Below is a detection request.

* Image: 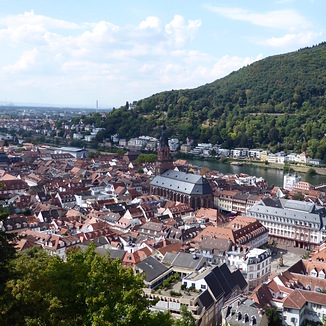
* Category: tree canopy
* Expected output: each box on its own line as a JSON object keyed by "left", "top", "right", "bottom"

{"left": 0, "top": 244, "right": 175, "bottom": 326}
{"left": 0, "top": 205, "right": 16, "bottom": 290}
{"left": 0, "top": 242, "right": 198, "bottom": 326}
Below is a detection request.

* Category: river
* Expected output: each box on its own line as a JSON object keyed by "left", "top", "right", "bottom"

{"left": 188, "top": 159, "right": 326, "bottom": 187}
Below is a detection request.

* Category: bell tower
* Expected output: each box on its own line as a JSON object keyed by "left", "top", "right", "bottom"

{"left": 155, "top": 124, "right": 174, "bottom": 175}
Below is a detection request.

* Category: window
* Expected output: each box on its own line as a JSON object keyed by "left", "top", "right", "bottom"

{"left": 201, "top": 284, "right": 206, "bottom": 289}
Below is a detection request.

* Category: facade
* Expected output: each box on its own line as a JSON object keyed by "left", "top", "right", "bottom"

{"left": 231, "top": 148, "right": 249, "bottom": 158}
{"left": 216, "top": 190, "right": 238, "bottom": 212}
{"left": 248, "top": 198, "right": 326, "bottom": 249}
{"left": 193, "top": 216, "right": 268, "bottom": 250}
{"left": 226, "top": 248, "right": 271, "bottom": 291}
{"left": 283, "top": 173, "right": 302, "bottom": 191}
{"left": 215, "top": 190, "right": 262, "bottom": 214}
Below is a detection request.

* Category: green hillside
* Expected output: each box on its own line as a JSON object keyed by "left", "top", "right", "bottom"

{"left": 97, "top": 42, "right": 326, "bottom": 160}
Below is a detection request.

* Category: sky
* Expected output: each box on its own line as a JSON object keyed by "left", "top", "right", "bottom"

{"left": 0, "top": 0, "right": 324, "bottom": 108}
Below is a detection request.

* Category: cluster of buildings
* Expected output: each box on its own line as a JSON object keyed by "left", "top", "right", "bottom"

{"left": 227, "top": 148, "right": 322, "bottom": 166}
{"left": 2, "top": 124, "right": 326, "bottom": 325}
{"left": 251, "top": 242, "right": 326, "bottom": 326}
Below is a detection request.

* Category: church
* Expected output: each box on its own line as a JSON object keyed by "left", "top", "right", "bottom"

{"left": 150, "top": 125, "right": 213, "bottom": 210}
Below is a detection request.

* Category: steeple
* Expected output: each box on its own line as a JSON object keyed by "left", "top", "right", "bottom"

{"left": 155, "top": 124, "right": 174, "bottom": 175}
{"left": 159, "top": 124, "right": 168, "bottom": 148}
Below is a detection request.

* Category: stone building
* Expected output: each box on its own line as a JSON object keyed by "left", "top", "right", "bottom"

{"left": 248, "top": 197, "right": 326, "bottom": 249}
{"left": 150, "top": 125, "right": 213, "bottom": 210}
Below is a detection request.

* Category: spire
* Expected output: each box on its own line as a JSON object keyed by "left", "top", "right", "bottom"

{"left": 159, "top": 123, "right": 169, "bottom": 149}
{"left": 155, "top": 123, "right": 173, "bottom": 175}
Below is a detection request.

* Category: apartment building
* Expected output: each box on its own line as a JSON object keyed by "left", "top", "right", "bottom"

{"left": 226, "top": 248, "right": 271, "bottom": 291}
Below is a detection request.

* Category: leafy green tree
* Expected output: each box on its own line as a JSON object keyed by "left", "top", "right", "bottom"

{"left": 293, "top": 192, "right": 305, "bottom": 201}
{"left": 0, "top": 244, "right": 174, "bottom": 326}
{"left": 307, "top": 168, "right": 317, "bottom": 176}
{"left": 0, "top": 205, "right": 16, "bottom": 292}
{"left": 265, "top": 306, "right": 282, "bottom": 326}
{"left": 173, "top": 305, "right": 196, "bottom": 326}
{"left": 136, "top": 154, "right": 157, "bottom": 163}
{"left": 88, "top": 151, "right": 101, "bottom": 159}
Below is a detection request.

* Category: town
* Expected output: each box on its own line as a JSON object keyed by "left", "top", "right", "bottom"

{"left": 0, "top": 106, "right": 323, "bottom": 167}
{"left": 2, "top": 112, "right": 326, "bottom": 325}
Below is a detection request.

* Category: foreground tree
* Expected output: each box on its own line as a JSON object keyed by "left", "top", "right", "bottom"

{"left": 173, "top": 305, "right": 196, "bottom": 326}
{"left": 0, "top": 244, "right": 173, "bottom": 326}
{"left": 265, "top": 306, "right": 282, "bottom": 326}
{"left": 0, "top": 206, "right": 16, "bottom": 292}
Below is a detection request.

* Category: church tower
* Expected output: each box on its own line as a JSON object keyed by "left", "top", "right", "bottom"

{"left": 155, "top": 124, "right": 174, "bottom": 175}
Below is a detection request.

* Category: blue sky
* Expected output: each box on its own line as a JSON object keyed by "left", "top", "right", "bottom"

{"left": 0, "top": 0, "right": 324, "bottom": 108}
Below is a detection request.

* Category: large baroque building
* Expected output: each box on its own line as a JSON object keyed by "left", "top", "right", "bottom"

{"left": 150, "top": 125, "right": 213, "bottom": 210}
{"left": 248, "top": 198, "right": 326, "bottom": 249}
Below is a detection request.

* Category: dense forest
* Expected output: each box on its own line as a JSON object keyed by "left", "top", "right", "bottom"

{"left": 84, "top": 43, "right": 326, "bottom": 161}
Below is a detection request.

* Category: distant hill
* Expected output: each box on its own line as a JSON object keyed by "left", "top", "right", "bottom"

{"left": 99, "top": 42, "right": 326, "bottom": 161}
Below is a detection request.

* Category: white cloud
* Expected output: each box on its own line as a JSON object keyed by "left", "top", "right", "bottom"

{"left": 262, "top": 31, "right": 323, "bottom": 47}
{"left": 210, "top": 54, "right": 263, "bottom": 78}
{"left": 2, "top": 48, "right": 38, "bottom": 73}
{"left": 0, "top": 10, "right": 264, "bottom": 106}
{"left": 207, "top": 6, "right": 311, "bottom": 31}
{"left": 165, "top": 15, "right": 201, "bottom": 47}
{"left": 139, "top": 64, "right": 155, "bottom": 73}
{"left": 0, "top": 10, "right": 80, "bottom": 30}
{"left": 0, "top": 10, "right": 81, "bottom": 47}
{"left": 138, "top": 16, "right": 161, "bottom": 30}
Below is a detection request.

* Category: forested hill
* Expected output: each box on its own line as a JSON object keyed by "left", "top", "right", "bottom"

{"left": 98, "top": 42, "right": 326, "bottom": 160}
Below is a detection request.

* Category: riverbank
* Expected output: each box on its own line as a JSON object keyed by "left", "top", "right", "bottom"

{"left": 189, "top": 155, "right": 326, "bottom": 176}
{"left": 246, "top": 161, "right": 326, "bottom": 176}
{"left": 188, "top": 159, "right": 326, "bottom": 187}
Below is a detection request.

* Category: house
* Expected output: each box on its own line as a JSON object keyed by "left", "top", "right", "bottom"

{"left": 122, "top": 251, "right": 142, "bottom": 270}
{"left": 222, "top": 296, "right": 268, "bottom": 326}
{"left": 135, "top": 256, "right": 173, "bottom": 289}
{"left": 195, "top": 207, "right": 218, "bottom": 225}
{"left": 162, "top": 252, "right": 207, "bottom": 277}
{"left": 283, "top": 289, "right": 326, "bottom": 326}
{"left": 193, "top": 216, "right": 268, "bottom": 249}
{"left": 226, "top": 248, "right": 271, "bottom": 291}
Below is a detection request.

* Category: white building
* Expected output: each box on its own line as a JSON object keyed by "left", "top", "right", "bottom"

{"left": 248, "top": 198, "right": 326, "bottom": 249}
{"left": 283, "top": 173, "right": 302, "bottom": 191}
{"left": 168, "top": 138, "right": 179, "bottom": 152}
{"left": 248, "top": 149, "right": 263, "bottom": 160}
{"left": 231, "top": 148, "right": 249, "bottom": 158}
{"left": 283, "top": 289, "right": 326, "bottom": 326}
{"left": 226, "top": 247, "right": 271, "bottom": 291}
{"left": 54, "top": 146, "right": 88, "bottom": 159}
{"left": 73, "top": 133, "right": 83, "bottom": 140}
{"left": 84, "top": 134, "right": 95, "bottom": 142}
